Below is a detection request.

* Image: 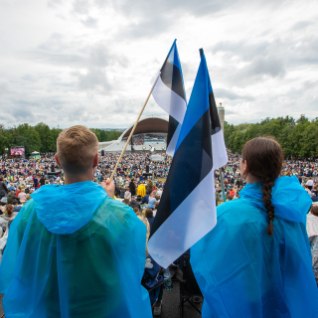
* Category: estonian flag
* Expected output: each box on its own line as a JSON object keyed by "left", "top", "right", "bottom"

{"left": 152, "top": 39, "right": 187, "bottom": 156}
{"left": 148, "top": 48, "right": 228, "bottom": 268}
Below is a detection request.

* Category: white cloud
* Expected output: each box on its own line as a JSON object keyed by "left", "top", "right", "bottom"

{"left": 0, "top": 0, "right": 317, "bottom": 128}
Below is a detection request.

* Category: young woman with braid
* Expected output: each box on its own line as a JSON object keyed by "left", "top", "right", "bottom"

{"left": 191, "top": 137, "right": 318, "bottom": 318}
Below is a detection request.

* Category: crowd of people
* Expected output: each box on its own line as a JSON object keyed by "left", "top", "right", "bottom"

{"left": 2, "top": 152, "right": 318, "bottom": 207}
{"left": 1, "top": 128, "right": 318, "bottom": 317}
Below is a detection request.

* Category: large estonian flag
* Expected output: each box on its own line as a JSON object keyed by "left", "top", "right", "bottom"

{"left": 148, "top": 49, "right": 228, "bottom": 268}
{"left": 152, "top": 40, "right": 187, "bottom": 156}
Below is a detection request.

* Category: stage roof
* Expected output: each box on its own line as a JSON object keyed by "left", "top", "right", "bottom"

{"left": 120, "top": 117, "right": 168, "bottom": 139}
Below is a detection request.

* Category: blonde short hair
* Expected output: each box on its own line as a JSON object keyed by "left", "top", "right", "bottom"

{"left": 56, "top": 125, "right": 98, "bottom": 175}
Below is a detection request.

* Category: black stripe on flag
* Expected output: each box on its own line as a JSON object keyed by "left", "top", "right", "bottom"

{"left": 161, "top": 61, "right": 186, "bottom": 101}
{"left": 209, "top": 92, "right": 221, "bottom": 135}
{"left": 167, "top": 116, "right": 179, "bottom": 147}
{"left": 150, "top": 107, "right": 213, "bottom": 236}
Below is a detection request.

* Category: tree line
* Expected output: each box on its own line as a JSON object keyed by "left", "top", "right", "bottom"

{"left": 224, "top": 115, "right": 318, "bottom": 158}
{"left": 1, "top": 116, "right": 318, "bottom": 158}
{"left": 0, "top": 123, "right": 123, "bottom": 155}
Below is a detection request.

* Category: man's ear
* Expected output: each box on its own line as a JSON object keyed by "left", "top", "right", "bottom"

{"left": 93, "top": 153, "right": 99, "bottom": 168}
{"left": 54, "top": 154, "right": 61, "bottom": 167}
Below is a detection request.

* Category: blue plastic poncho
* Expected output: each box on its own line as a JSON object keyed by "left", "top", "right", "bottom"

{"left": 0, "top": 181, "right": 152, "bottom": 318}
{"left": 191, "top": 176, "right": 318, "bottom": 318}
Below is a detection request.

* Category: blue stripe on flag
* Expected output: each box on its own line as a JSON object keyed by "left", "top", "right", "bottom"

{"left": 149, "top": 49, "right": 226, "bottom": 267}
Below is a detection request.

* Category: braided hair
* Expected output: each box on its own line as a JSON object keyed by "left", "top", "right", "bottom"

{"left": 242, "top": 137, "right": 283, "bottom": 235}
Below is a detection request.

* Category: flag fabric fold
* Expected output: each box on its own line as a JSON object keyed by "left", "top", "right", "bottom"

{"left": 152, "top": 40, "right": 187, "bottom": 156}
{"left": 148, "top": 48, "right": 227, "bottom": 268}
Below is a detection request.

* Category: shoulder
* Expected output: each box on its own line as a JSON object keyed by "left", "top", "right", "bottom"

{"left": 95, "top": 197, "right": 143, "bottom": 232}
{"left": 217, "top": 198, "right": 266, "bottom": 226}
{"left": 218, "top": 198, "right": 259, "bottom": 215}
{"left": 19, "top": 199, "right": 35, "bottom": 218}
{"left": 87, "top": 198, "right": 147, "bottom": 249}
{"left": 103, "top": 197, "right": 134, "bottom": 214}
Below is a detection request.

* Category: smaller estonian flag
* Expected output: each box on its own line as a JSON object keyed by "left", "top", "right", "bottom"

{"left": 152, "top": 39, "right": 187, "bottom": 156}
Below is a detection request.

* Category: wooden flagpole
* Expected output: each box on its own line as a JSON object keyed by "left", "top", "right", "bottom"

{"left": 110, "top": 75, "right": 160, "bottom": 180}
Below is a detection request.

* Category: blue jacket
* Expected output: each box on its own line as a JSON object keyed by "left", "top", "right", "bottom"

{"left": 191, "top": 176, "right": 318, "bottom": 318}
{"left": 0, "top": 181, "right": 151, "bottom": 318}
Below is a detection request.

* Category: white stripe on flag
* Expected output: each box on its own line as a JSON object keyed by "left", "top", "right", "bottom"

{"left": 152, "top": 76, "right": 186, "bottom": 123}
{"left": 212, "top": 129, "right": 228, "bottom": 170}
{"left": 148, "top": 170, "right": 216, "bottom": 268}
{"left": 166, "top": 124, "right": 181, "bottom": 157}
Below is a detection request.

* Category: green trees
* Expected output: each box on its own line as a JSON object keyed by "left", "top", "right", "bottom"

{"left": 0, "top": 125, "right": 12, "bottom": 156}
{"left": 0, "top": 124, "right": 122, "bottom": 156}
{"left": 224, "top": 115, "right": 318, "bottom": 158}
{"left": 91, "top": 129, "right": 122, "bottom": 142}
{"left": 2, "top": 116, "right": 318, "bottom": 158}
{"left": 11, "top": 124, "right": 41, "bottom": 155}
{"left": 34, "top": 123, "right": 56, "bottom": 153}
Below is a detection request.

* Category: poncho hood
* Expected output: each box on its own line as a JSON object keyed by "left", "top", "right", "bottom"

{"left": 31, "top": 181, "right": 107, "bottom": 234}
{"left": 239, "top": 176, "right": 311, "bottom": 224}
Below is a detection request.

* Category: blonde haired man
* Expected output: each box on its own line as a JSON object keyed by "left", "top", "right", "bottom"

{"left": 0, "top": 125, "right": 151, "bottom": 318}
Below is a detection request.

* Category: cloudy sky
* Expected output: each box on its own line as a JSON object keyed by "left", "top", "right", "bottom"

{"left": 0, "top": 0, "right": 317, "bottom": 129}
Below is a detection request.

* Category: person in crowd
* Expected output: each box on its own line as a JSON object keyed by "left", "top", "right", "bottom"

{"left": 144, "top": 208, "right": 155, "bottom": 231}
{"left": 146, "top": 179, "right": 153, "bottom": 194}
{"left": 0, "top": 203, "right": 18, "bottom": 256}
{"left": 33, "top": 174, "right": 39, "bottom": 189}
{"left": 14, "top": 186, "right": 22, "bottom": 199}
{"left": 307, "top": 203, "right": 318, "bottom": 238}
{"left": 17, "top": 187, "right": 27, "bottom": 204}
{"left": 148, "top": 190, "right": 157, "bottom": 209}
{"left": 141, "top": 191, "right": 150, "bottom": 205}
{"left": 123, "top": 186, "right": 132, "bottom": 202}
{"left": 307, "top": 203, "right": 318, "bottom": 284}
{"left": 0, "top": 203, "right": 17, "bottom": 230}
{"left": 39, "top": 174, "right": 46, "bottom": 187}
{"left": 137, "top": 182, "right": 146, "bottom": 197}
{"left": 0, "top": 177, "right": 8, "bottom": 200}
{"left": 12, "top": 198, "right": 22, "bottom": 213}
{"left": 130, "top": 200, "right": 150, "bottom": 243}
{"left": 305, "top": 179, "right": 316, "bottom": 199}
{"left": 1, "top": 204, "right": 16, "bottom": 222}
{"left": 129, "top": 178, "right": 136, "bottom": 196}
{"left": 156, "top": 187, "right": 163, "bottom": 198}
{"left": 0, "top": 125, "right": 151, "bottom": 318}
{"left": 191, "top": 137, "right": 318, "bottom": 317}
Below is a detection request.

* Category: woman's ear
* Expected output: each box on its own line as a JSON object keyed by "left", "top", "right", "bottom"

{"left": 240, "top": 159, "right": 248, "bottom": 178}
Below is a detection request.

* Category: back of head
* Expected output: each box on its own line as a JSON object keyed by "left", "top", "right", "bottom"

{"left": 242, "top": 137, "right": 283, "bottom": 183}
{"left": 311, "top": 204, "right": 318, "bottom": 217}
{"left": 242, "top": 137, "right": 283, "bottom": 235}
{"left": 56, "top": 125, "right": 98, "bottom": 176}
{"left": 5, "top": 204, "right": 14, "bottom": 217}
{"left": 129, "top": 200, "right": 141, "bottom": 215}
{"left": 144, "top": 208, "right": 153, "bottom": 218}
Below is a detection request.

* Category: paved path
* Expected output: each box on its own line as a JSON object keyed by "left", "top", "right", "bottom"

{"left": 157, "top": 281, "right": 202, "bottom": 318}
